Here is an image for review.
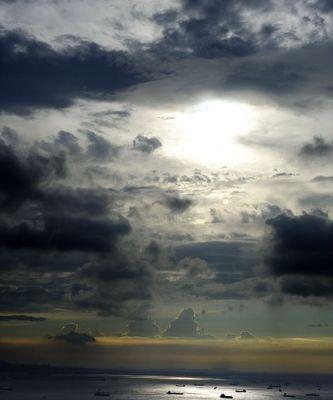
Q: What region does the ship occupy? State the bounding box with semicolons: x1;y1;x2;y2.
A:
167;391;183;395
95;389;110;397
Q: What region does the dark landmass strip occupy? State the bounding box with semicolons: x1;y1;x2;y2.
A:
0;315;47;322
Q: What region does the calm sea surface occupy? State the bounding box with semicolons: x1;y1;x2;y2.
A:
0;373;332;400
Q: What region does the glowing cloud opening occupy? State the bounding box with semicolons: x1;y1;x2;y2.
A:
176;99;257;165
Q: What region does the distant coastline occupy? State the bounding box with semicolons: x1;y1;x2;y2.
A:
1;361;331;382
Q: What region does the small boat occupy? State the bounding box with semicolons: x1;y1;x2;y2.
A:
283;393;296;398
220;394;233;399
0;387;13;391
167;391;183;395
267;386;273;389
306;394;320;397
176;384;185;387
95;389;110;397
236;389;246;392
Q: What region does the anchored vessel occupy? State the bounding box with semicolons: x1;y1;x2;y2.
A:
95;389;110;397
0;387;13;391
167;391;183;395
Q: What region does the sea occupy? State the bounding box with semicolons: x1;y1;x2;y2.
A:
0;372;332;400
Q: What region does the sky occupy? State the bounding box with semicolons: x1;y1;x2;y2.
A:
0;0;333;374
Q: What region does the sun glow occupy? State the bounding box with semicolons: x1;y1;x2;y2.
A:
176;99;257;165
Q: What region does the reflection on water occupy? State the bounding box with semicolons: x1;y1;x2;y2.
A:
0;373;332;400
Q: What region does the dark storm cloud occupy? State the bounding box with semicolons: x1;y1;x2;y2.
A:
0;128;67;211
0;284;66;312
311;175;333;182
34;131;82;160
71;283;91;296
140;1;333;115
0;128;155;318
213;41;333;111
224;61;303;95
1;1;332;119
264;212;333;298
132;134;162;154
175;241;258;283
0;127;116;223
73;249;155;317
1;126;18;145
0;245;96;273
122;185;158;193
0;125;264;313
265;213;333;277
0;129;129;253
54;130;82;156
49;323;95;344
74;288;153;318
80;257;150;282
164;195;193;213
144;240;161;262
86;131;119;160
0;28;151;114
241;203;289;225
198;276;276;301
41;128;119;163
168;240;278;302
279;275;333;297
313;0;333;12
239;331;256;340
126;318;160;337
0;216;130;252
299;136;333;158
51;332;96;344
1;249;152;316
41;187;112;217
182;0;273;12
0;314;46;322
151;0;275;59
178;257;211;279
163;308;203;337
272;172;296;178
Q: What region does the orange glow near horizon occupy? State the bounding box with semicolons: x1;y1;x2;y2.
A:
1;336;333;374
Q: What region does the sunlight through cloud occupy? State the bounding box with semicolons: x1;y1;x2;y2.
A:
176;100;257;165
